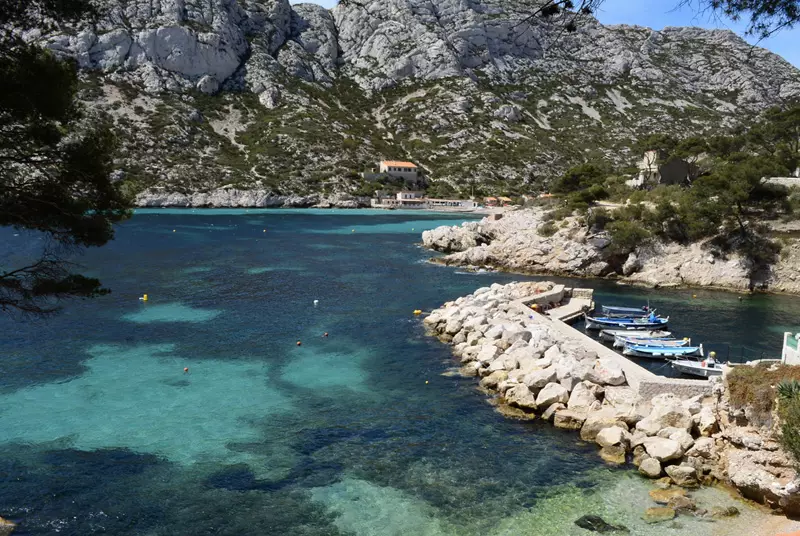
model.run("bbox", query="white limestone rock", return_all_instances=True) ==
[642,437,684,462]
[523,366,558,390]
[536,382,569,407]
[505,384,538,411]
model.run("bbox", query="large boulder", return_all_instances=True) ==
[479,370,508,390]
[505,384,538,411]
[554,409,587,430]
[639,457,662,478]
[599,445,627,465]
[535,382,569,407]
[476,345,502,365]
[595,426,626,448]
[642,437,684,462]
[588,358,626,386]
[541,402,565,421]
[665,464,699,488]
[657,428,694,452]
[523,366,558,390]
[567,381,601,411]
[580,408,629,442]
[695,406,719,436]
[636,394,693,435]
[642,507,676,524]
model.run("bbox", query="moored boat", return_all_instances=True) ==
[671,358,724,378]
[599,329,672,342]
[601,305,652,318]
[584,315,669,331]
[613,336,690,349]
[623,343,703,359]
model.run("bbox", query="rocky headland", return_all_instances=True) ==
[134,189,369,208]
[422,209,800,294]
[424,280,800,519]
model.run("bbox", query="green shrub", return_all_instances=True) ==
[778,380,800,401]
[538,222,557,237]
[780,397,800,463]
[728,364,800,422]
[607,220,652,254]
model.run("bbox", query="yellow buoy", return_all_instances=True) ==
[352,229,355,232]
[413,309,422,315]
[425,380,429,384]
[692,294,697,298]
[263,229,266,232]
[142,294,148,301]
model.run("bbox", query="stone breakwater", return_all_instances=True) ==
[135,189,369,208]
[422,209,800,294]
[424,281,800,517]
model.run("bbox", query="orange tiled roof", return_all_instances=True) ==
[381,160,417,168]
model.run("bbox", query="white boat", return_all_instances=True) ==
[613,336,690,349]
[623,343,704,359]
[599,329,672,342]
[585,315,669,330]
[671,359,724,378]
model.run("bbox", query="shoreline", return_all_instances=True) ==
[423,280,800,524]
[428,256,800,298]
[132,205,501,215]
[421,208,800,297]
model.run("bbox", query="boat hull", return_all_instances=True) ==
[585,315,669,331]
[671,360,723,378]
[601,306,651,318]
[599,329,671,342]
[613,337,689,349]
[622,344,703,359]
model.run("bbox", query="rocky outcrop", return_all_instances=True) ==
[421,222,489,253]
[422,209,800,294]
[134,188,369,208]
[424,280,800,517]
[424,210,613,277]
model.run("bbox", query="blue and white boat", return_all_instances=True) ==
[599,329,672,342]
[623,343,703,359]
[601,305,652,318]
[613,336,690,349]
[584,315,669,330]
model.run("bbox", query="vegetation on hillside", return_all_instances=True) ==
[545,102,800,271]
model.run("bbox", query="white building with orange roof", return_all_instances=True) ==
[379,160,418,181]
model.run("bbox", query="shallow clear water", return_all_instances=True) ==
[0,209,798,535]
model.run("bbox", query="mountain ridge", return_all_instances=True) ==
[31,0,800,203]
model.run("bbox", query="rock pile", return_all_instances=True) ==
[424,280,800,517]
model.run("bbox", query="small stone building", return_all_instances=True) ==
[379,160,418,181]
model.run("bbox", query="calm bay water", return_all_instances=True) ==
[1,209,798,535]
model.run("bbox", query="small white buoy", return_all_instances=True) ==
[313,299,319,306]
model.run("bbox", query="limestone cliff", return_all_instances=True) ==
[422,209,800,294]
[27,0,800,203]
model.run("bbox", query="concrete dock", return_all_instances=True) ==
[512,286,711,399]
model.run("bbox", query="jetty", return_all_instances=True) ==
[513,284,710,399]
[424,280,800,518]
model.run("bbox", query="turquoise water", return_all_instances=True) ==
[0,209,798,535]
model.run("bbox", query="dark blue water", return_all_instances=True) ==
[0,209,795,535]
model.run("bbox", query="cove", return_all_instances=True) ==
[0,209,798,535]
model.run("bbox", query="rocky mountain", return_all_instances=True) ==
[34,0,800,205]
